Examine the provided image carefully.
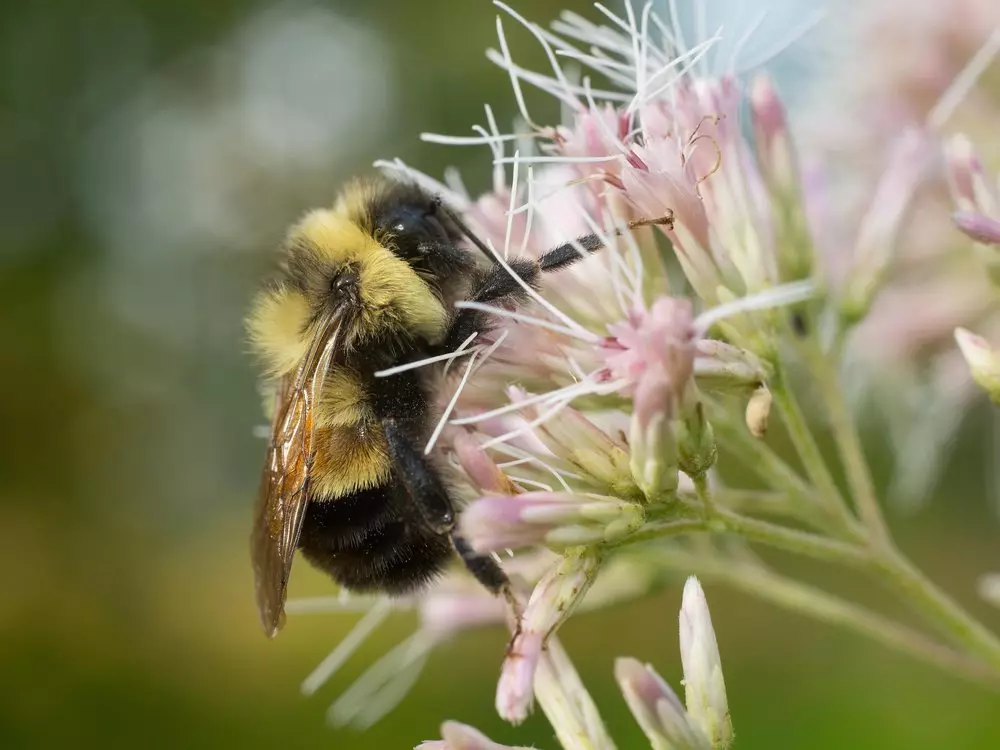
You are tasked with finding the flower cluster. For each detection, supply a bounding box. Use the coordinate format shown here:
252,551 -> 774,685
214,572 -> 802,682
797,1 -> 1000,507
286,3 -> 1000,747
418,577 -> 731,750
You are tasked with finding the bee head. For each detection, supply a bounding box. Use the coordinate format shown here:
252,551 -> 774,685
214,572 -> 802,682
247,208 -> 455,376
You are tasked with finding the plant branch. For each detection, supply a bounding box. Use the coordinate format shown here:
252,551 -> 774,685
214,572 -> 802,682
769,366 -> 856,528
871,550 -> 1000,672
800,339 -> 890,543
649,549 -> 1000,691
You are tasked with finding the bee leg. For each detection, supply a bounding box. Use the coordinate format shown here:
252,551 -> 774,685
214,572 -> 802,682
381,416 -> 455,533
452,532 -> 523,626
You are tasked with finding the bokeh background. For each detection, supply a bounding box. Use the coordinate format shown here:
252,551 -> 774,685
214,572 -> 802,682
3,0 -> 1000,747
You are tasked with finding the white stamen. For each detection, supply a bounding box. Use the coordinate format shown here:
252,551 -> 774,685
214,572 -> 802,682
668,0 -> 690,62
327,631 -> 436,728
475,238 -> 597,339
498,457 -> 535,469
425,350 -> 479,455
496,16 -> 538,128
494,1 -> 581,110
554,48 -> 635,72
726,9 -> 767,77
695,0 -> 709,77
472,329 -> 511,375
488,442 -> 583,489
450,379 -> 597,425
505,151 -> 520,259
694,280 -> 816,334
481,394 -> 578,449
509,476 -> 555,492
443,166 -> 469,201
495,153 -> 622,165
420,132 -> 524,145
300,599 -> 392,697
628,33 -> 721,112
455,301 -> 601,343
443,331 -> 481,377
374,333 -> 478,377
638,1 -> 654,97
484,105 -> 508,195
633,32 -> 721,111
928,26 -> 1000,131
518,166 -> 536,257
594,3 -> 639,44
623,0 -> 643,106
650,7 -> 682,58
486,48 -> 632,103
735,9 -> 826,76
554,11 -> 637,59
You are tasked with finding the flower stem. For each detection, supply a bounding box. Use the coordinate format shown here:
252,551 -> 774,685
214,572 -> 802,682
871,549 -> 1000,672
769,365 -> 855,527
694,479 -> 870,568
709,405 -> 865,540
713,506 -> 870,568
650,549 -> 1000,690
800,339 -> 889,543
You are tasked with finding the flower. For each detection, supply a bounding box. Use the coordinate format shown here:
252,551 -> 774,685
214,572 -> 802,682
954,327 -> 1000,403
416,721 -> 535,750
678,577 -> 732,748
946,134 -> 1000,281
616,576 -> 731,750
495,550 -> 602,724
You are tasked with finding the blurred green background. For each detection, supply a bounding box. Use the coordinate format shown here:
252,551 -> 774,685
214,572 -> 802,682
3,0 -> 999,747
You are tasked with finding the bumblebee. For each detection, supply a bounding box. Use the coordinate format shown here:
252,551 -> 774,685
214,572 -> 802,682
248,175 -> 671,637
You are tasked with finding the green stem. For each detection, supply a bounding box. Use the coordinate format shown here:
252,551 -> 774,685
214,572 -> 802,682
714,507 -> 870,568
872,550 -> 1000,672
801,340 -> 889,542
770,367 -> 855,527
611,518 -> 707,549
651,549 -> 1000,691
693,480 -> 870,568
710,407 -> 865,540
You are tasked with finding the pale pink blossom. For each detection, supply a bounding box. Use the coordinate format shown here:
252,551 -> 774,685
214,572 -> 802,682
416,721 -> 535,750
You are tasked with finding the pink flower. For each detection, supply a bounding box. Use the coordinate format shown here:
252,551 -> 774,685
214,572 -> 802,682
494,551 -> 602,724
461,492 -> 643,553
416,721 -> 534,750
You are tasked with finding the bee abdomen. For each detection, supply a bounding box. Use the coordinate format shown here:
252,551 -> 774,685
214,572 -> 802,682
298,482 -> 452,595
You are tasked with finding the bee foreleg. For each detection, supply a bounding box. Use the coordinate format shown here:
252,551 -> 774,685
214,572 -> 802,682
381,416 -> 455,534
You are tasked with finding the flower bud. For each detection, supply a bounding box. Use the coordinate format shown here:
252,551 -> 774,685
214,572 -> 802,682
453,431 -> 520,495
461,492 -> 643,553
751,75 -> 797,194
416,721 -> 533,750
531,402 -> 636,496
745,385 -> 772,438
679,577 -> 732,749
629,363 -> 680,501
945,134 -> 995,213
954,327 -> 1000,404
840,129 -> 929,324
496,551 -> 602,724
615,657 -> 711,750
694,340 -> 770,394
953,211 -> 1000,246
677,400 -> 717,479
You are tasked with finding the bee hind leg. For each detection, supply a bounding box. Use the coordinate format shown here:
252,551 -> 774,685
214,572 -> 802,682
452,532 -> 523,631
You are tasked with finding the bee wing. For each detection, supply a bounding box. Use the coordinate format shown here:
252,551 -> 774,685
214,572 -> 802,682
251,309 -> 343,637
